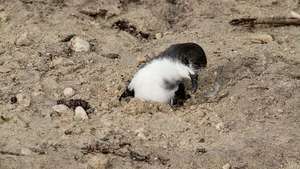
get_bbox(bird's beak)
[190,73,198,93]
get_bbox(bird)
[119,42,207,106]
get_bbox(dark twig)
[82,141,151,163]
[0,150,24,156]
[79,8,107,18]
[129,149,150,162]
[230,17,300,27]
[112,20,151,40]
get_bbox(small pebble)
[87,155,109,169]
[0,12,9,23]
[15,32,33,46]
[135,128,147,140]
[52,104,69,113]
[16,93,31,107]
[21,148,32,155]
[63,87,75,97]
[215,122,225,131]
[222,163,231,169]
[155,32,163,39]
[277,109,284,113]
[74,106,89,121]
[70,37,90,52]
[291,11,300,19]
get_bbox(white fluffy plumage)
[128,58,195,104]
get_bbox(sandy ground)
[0,0,300,169]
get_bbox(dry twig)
[0,150,24,156]
[230,16,300,27]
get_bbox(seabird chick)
[119,42,207,106]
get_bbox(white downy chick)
[128,58,194,103]
[120,42,207,105]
